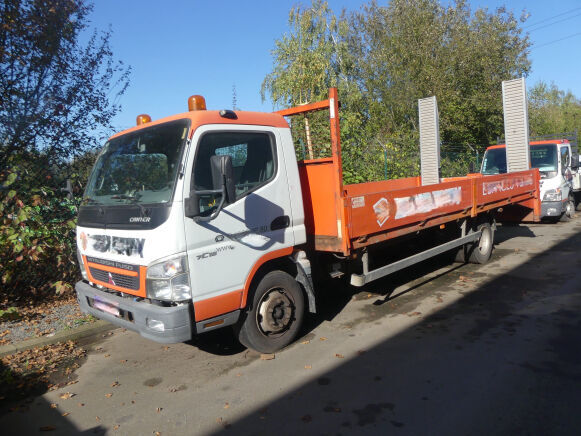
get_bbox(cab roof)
[110,110,289,140]
[486,139,570,150]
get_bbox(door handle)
[270,215,290,231]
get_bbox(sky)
[86,0,581,132]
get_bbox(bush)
[0,156,84,304]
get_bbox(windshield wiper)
[111,194,140,201]
[83,197,103,205]
[111,193,149,217]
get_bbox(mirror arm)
[193,185,227,223]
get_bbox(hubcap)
[257,288,294,335]
[478,227,492,254]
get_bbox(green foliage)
[262,0,532,180]
[0,0,127,302]
[0,307,20,321]
[0,153,94,302]
[529,81,581,136]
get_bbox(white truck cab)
[75,101,308,348]
[481,140,575,221]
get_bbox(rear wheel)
[467,222,494,264]
[236,270,305,353]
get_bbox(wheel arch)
[241,249,316,314]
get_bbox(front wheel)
[236,270,305,353]
[560,197,575,222]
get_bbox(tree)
[262,0,532,181]
[528,81,581,136]
[0,0,130,301]
[348,0,531,145]
[0,0,130,167]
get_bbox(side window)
[561,147,570,168]
[192,132,275,212]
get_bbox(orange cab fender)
[240,247,316,314]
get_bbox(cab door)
[182,125,294,318]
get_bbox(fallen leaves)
[111,381,120,388]
[59,392,75,400]
[304,365,312,370]
[105,393,113,398]
[335,353,344,359]
[1,340,85,401]
[39,425,57,431]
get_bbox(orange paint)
[86,261,138,277]
[193,246,294,321]
[240,247,294,308]
[82,255,147,298]
[194,290,243,322]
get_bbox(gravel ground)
[0,298,95,345]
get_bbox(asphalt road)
[2,217,581,435]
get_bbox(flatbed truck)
[75,89,541,352]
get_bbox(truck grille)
[89,267,140,290]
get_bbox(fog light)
[547,208,557,215]
[147,319,165,332]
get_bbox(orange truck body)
[281,89,541,256]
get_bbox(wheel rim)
[478,226,492,255]
[256,288,295,336]
[566,200,574,217]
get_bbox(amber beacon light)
[188,95,206,111]
[136,114,152,125]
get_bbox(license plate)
[93,297,120,317]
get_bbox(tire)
[560,197,575,222]
[467,222,494,264]
[236,270,305,353]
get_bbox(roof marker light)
[188,95,206,111]
[136,114,151,125]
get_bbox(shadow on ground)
[211,225,581,435]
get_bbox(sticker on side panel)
[373,197,391,227]
[394,187,462,219]
[351,196,365,209]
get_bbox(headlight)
[76,249,88,280]
[146,256,191,301]
[543,188,562,202]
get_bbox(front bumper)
[541,200,566,218]
[76,281,193,343]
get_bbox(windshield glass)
[481,148,507,175]
[530,144,558,172]
[84,120,189,206]
[481,144,559,175]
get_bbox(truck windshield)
[481,144,559,175]
[84,120,189,206]
[481,148,507,175]
[530,144,558,173]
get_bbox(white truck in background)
[481,138,578,221]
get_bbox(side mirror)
[210,155,235,202]
[571,152,579,170]
[185,155,235,222]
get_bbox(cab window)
[560,146,570,168]
[192,132,276,212]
